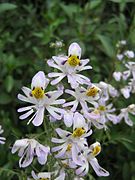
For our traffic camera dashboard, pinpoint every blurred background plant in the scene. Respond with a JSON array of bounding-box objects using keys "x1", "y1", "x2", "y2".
[{"x1": 0, "y1": 0, "x2": 135, "y2": 179}]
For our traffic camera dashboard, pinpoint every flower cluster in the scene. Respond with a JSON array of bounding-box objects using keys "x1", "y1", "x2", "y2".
[
  {"x1": 114, "y1": 40, "x2": 135, "y2": 99},
  {"x1": 11, "y1": 42, "x2": 134, "y2": 179}
]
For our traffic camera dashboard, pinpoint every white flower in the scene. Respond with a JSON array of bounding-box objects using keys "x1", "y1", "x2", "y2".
[
  {"x1": 48, "y1": 42, "x2": 92, "y2": 89},
  {"x1": 116, "y1": 40, "x2": 126, "y2": 47},
  {"x1": 119, "y1": 40, "x2": 127, "y2": 45},
  {"x1": 121, "y1": 86, "x2": 131, "y2": 99},
  {"x1": 116, "y1": 54, "x2": 124, "y2": 61},
  {"x1": 128, "y1": 78, "x2": 135, "y2": 93},
  {"x1": 52, "y1": 112, "x2": 92, "y2": 162},
  {"x1": 125, "y1": 61, "x2": 135, "y2": 79},
  {"x1": 122, "y1": 70, "x2": 131, "y2": 80},
  {"x1": 63, "y1": 109, "x2": 74, "y2": 127},
  {"x1": 74, "y1": 177, "x2": 84, "y2": 180},
  {"x1": 63, "y1": 84, "x2": 101, "y2": 112},
  {"x1": 75, "y1": 142, "x2": 109, "y2": 177},
  {"x1": 11, "y1": 138, "x2": 50, "y2": 168},
  {"x1": 83, "y1": 108, "x2": 104, "y2": 129},
  {"x1": 55, "y1": 168, "x2": 66, "y2": 180},
  {"x1": 92, "y1": 98, "x2": 118, "y2": 128},
  {"x1": 17, "y1": 71, "x2": 65, "y2": 126},
  {"x1": 88, "y1": 98, "x2": 118, "y2": 127},
  {"x1": 31, "y1": 170, "x2": 51, "y2": 180},
  {"x1": 113, "y1": 72, "x2": 122, "y2": 81},
  {"x1": 124, "y1": 50, "x2": 134, "y2": 59},
  {"x1": 97, "y1": 81, "x2": 118, "y2": 101},
  {"x1": 0, "y1": 125, "x2": 6, "y2": 144},
  {"x1": 118, "y1": 104, "x2": 134, "y2": 126}
]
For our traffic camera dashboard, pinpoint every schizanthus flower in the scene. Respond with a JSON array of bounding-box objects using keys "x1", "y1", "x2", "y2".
[
  {"x1": 63, "y1": 84, "x2": 101, "y2": 112},
  {"x1": 52, "y1": 112, "x2": 92, "y2": 162},
  {"x1": 75, "y1": 142, "x2": 109, "y2": 177},
  {"x1": 11, "y1": 138, "x2": 50, "y2": 168},
  {"x1": 18, "y1": 71, "x2": 65, "y2": 126},
  {"x1": 48, "y1": 42, "x2": 92, "y2": 89},
  {"x1": 0, "y1": 125, "x2": 6, "y2": 144},
  {"x1": 118, "y1": 104, "x2": 134, "y2": 126}
]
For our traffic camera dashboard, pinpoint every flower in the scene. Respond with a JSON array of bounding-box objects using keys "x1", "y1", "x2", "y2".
[
  {"x1": 124, "y1": 50, "x2": 134, "y2": 59},
  {"x1": 75, "y1": 142, "x2": 109, "y2": 177},
  {"x1": 96, "y1": 81, "x2": 119, "y2": 101},
  {"x1": 96, "y1": 99, "x2": 118, "y2": 125},
  {"x1": 31, "y1": 170, "x2": 51, "y2": 180},
  {"x1": 52, "y1": 112, "x2": 92, "y2": 162},
  {"x1": 48, "y1": 42, "x2": 92, "y2": 89},
  {"x1": 11, "y1": 138, "x2": 50, "y2": 168},
  {"x1": 118, "y1": 104, "x2": 134, "y2": 126},
  {"x1": 120, "y1": 86, "x2": 131, "y2": 99},
  {"x1": 18, "y1": 71, "x2": 65, "y2": 126},
  {"x1": 0, "y1": 125, "x2": 6, "y2": 144},
  {"x1": 125, "y1": 61, "x2": 135, "y2": 79},
  {"x1": 116, "y1": 54, "x2": 124, "y2": 61},
  {"x1": 113, "y1": 72, "x2": 122, "y2": 81},
  {"x1": 84, "y1": 97, "x2": 118, "y2": 129},
  {"x1": 63, "y1": 84, "x2": 101, "y2": 112},
  {"x1": 63, "y1": 109, "x2": 74, "y2": 127}
]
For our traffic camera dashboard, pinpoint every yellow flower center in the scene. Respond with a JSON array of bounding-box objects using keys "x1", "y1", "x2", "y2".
[
  {"x1": 66, "y1": 143, "x2": 72, "y2": 152},
  {"x1": 92, "y1": 145, "x2": 101, "y2": 156},
  {"x1": 86, "y1": 87, "x2": 99, "y2": 97},
  {"x1": 31, "y1": 87, "x2": 44, "y2": 99},
  {"x1": 72, "y1": 127, "x2": 85, "y2": 137},
  {"x1": 67, "y1": 55, "x2": 80, "y2": 67},
  {"x1": 93, "y1": 109, "x2": 100, "y2": 114},
  {"x1": 62, "y1": 163, "x2": 69, "y2": 168},
  {"x1": 98, "y1": 106, "x2": 106, "y2": 111},
  {"x1": 39, "y1": 178, "x2": 49, "y2": 180}
]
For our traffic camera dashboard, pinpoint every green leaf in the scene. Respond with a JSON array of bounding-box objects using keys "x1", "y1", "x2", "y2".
[
  {"x1": 60, "y1": 3, "x2": 79, "y2": 18},
  {"x1": 122, "y1": 141, "x2": 135, "y2": 152},
  {"x1": 123, "y1": 163, "x2": 130, "y2": 180},
  {"x1": 4, "y1": 75, "x2": 14, "y2": 93},
  {"x1": 90, "y1": 0, "x2": 102, "y2": 9},
  {"x1": 0, "y1": 3, "x2": 17, "y2": 13},
  {"x1": 96, "y1": 34, "x2": 115, "y2": 58},
  {"x1": 0, "y1": 93, "x2": 12, "y2": 105},
  {"x1": 109, "y1": 0, "x2": 134, "y2": 2}
]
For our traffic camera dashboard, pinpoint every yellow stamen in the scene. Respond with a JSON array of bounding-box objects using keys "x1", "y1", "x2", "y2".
[
  {"x1": 31, "y1": 87, "x2": 44, "y2": 99},
  {"x1": 72, "y1": 127, "x2": 85, "y2": 137},
  {"x1": 86, "y1": 87, "x2": 99, "y2": 97},
  {"x1": 66, "y1": 144, "x2": 72, "y2": 152},
  {"x1": 98, "y1": 106, "x2": 106, "y2": 111},
  {"x1": 62, "y1": 163, "x2": 69, "y2": 168},
  {"x1": 39, "y1": 178, "x2": 49, "y2": 180},
  {"x1": 67, "y1": 55, "x2": 80, "y2": 67},
  {"x1": 93, "y1": 109, "x2": 100, "y2": 114},
  {"x1": 92, "y1": 145, "x2": 101, "y2": 156}
]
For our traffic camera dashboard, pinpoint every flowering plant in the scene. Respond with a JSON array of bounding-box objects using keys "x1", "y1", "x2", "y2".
[{"x1": 1, "y1": 41, "x2": 134, "y2": 179}]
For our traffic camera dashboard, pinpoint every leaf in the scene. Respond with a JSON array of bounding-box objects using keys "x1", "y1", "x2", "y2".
[
  {"x1": 90, "y1": 0, "x2": 102, "y2": 9},
  {"x1": 109, "y1": 0, "x2": 134, "y2": 2},
  {"x1": 123, "y1": 163, "x2": 130, "y2": 180},
  {"x1": 96, "y1": 34, "x2": 115, "y2": 58},
  {"x1": 0, "y1": 3, "x2": 17, "y2": 13},
  {"x1": 122, "y1": 141, "x2": 135, "y2": 152},
  {"x1": 4, "y1": 75, "x2": 14, "y2": 93},
  {"x1": 60, "y1": 3, "x2": 79, "y2": 18},
  {"x1": 0, "y1": 93, "x2": 12, "y2": 105}
]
